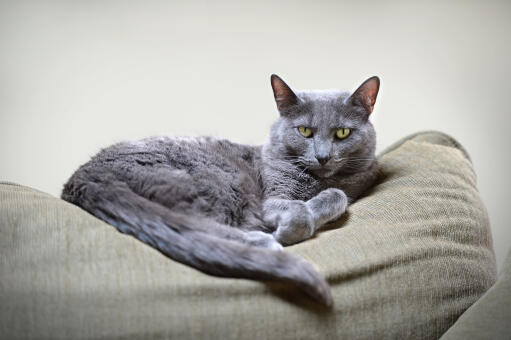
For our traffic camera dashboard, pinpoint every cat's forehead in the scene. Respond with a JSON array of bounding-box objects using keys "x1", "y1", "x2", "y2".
[
  {"x1": 296, "y1": 89, "x2": 350, "y2": 103},
  {"x1": 292, "y1": 90, "x2": 361, "y2": 126}
]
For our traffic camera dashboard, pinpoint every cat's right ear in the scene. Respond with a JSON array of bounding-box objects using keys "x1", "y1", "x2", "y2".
[{"x1": 271, "y1": 74, "x2": 299, "y2": 114}]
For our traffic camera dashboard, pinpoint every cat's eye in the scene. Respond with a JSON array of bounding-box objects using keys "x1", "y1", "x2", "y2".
[
  {"x1": 336, "y1": 128, "x2": 351, "y2": 139},
  {"x1": 298, "y1": 126, "x2": 312, "y2": 138}
]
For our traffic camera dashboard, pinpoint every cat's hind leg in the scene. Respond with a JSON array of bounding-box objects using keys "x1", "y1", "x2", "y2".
[
  {"x1": 111, "y1": 163, "x2": 281, "y2": 251},
  {"x1": 180, "y1": 216, "x2": 283, "y2": 251},
  {"x1": 244, "y1": 230, "x2": 283, "y2": 251}
]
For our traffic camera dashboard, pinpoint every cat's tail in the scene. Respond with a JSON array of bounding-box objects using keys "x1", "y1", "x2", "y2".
[{"x1": 62, "y1": 177, "x2": 333, "y2": 306}]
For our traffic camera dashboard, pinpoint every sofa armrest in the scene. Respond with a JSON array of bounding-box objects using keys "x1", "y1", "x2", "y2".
[{"x1": 441, "y1": 248, "x2": 511, "y2": 339}]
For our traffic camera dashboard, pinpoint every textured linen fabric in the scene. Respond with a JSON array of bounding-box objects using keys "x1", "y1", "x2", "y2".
[
  {"x1": 440, "y1": 248, "x2": 511, "y2": 340},
  {"x1": 0, "y1": 131, "x2": 497, "y2": 339}
]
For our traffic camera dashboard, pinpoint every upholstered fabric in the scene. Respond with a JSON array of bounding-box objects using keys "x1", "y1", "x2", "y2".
[
  {"x1": 0, "y1": 131, "x2": 497, "y2": 339},
  {"x1": 440, "y1": 248, "x2": 511, "y2": 340}
]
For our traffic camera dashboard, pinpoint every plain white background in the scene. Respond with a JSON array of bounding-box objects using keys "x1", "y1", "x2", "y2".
[{"x1": 1, "y1": 1, "x2": 510, "y2": 269}]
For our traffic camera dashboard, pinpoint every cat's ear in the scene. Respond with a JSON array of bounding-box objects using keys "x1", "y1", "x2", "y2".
[
  {"x1": 271, "y1": 74, "x2": 299, "y2": 113},
  {"x1": 349, "y1": 76, "x2": 380, "y2": 115}
]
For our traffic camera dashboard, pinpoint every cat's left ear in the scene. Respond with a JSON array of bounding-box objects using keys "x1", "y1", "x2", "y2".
[
  {"x1": 271, "y1": 74, "x2": 299, "y2": 113},
  {"x1": 348, "y1": 76, "x2": 380, "y2": 115}
]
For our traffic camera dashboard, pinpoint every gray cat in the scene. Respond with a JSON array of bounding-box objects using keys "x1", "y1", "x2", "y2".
[{"x1": 61, "y1": 75, "x2": 380, "y2": 306}]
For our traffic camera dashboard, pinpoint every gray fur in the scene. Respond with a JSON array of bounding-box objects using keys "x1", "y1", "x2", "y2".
[{"x1": 61, "y1": 75, "x2": 380, "y2": 306}]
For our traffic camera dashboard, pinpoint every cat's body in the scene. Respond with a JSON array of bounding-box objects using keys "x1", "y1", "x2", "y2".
[{"x1": 62, "y1": 75, "x2": 380, "y2": 306}]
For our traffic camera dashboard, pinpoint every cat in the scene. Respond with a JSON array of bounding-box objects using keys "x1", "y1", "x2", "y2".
[{"x1": 61, "y1": 74, "x2": 380, "y2": 306}]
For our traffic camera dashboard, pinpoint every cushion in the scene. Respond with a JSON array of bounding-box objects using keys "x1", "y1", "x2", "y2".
[{"x1": 0, "y1": 131, "x2": 497, "y2": 339}]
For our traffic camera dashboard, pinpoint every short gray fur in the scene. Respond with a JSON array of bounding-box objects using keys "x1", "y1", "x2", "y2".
[{"x1": 61, "y1": 75, "x2": 380, "y2": 306}]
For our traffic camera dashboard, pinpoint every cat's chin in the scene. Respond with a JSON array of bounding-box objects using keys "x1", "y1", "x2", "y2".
[{"x1": 310, "y1": 167, "x2": 336, "y2": 178}]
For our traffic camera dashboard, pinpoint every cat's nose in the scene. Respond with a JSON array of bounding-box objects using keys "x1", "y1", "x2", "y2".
[{"x1": 316, "y1": 156, "x2": 330, "y2": 166}]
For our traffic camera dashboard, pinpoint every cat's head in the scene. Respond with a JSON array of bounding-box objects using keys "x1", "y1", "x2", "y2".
[{"x1": 265, "y1": 74, "x2": 379, "y2": 178}]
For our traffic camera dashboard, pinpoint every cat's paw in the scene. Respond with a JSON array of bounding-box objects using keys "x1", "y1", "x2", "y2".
[
  {"x1": 245, "y1": 231, "x2": 283, "y2": 251},
  {"x1": 264, "y1": 200, "x2": 315, "y2": 246},
  {"x1": 306, "y1": 188, "x2": 348, "y2": 226}
]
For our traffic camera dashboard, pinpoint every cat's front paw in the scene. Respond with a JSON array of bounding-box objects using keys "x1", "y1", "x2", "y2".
[{"x1": 264, "y1": 200, "x2": 315, "y2": 246}]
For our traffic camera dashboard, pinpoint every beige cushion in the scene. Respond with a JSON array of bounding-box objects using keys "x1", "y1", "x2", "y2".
[{"x1": 0, "y1": 131, "x2": 497, "y2": 339}]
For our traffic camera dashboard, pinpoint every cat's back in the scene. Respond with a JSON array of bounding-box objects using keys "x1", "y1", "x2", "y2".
[
  {"x1": 62, "y1": 136, "x2": 265, "y2": 225},
  {"x1": 78, "y1": 135, "x2": 261, "y2": 176}
]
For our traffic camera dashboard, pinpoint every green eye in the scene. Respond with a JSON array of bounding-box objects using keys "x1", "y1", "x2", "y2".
[
  {"x1": 298, "y1": 126, "x2": 312, "y2": 138},
  {"x1": 336, "y1": 128, "x2": 351, "y2": 139}
]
